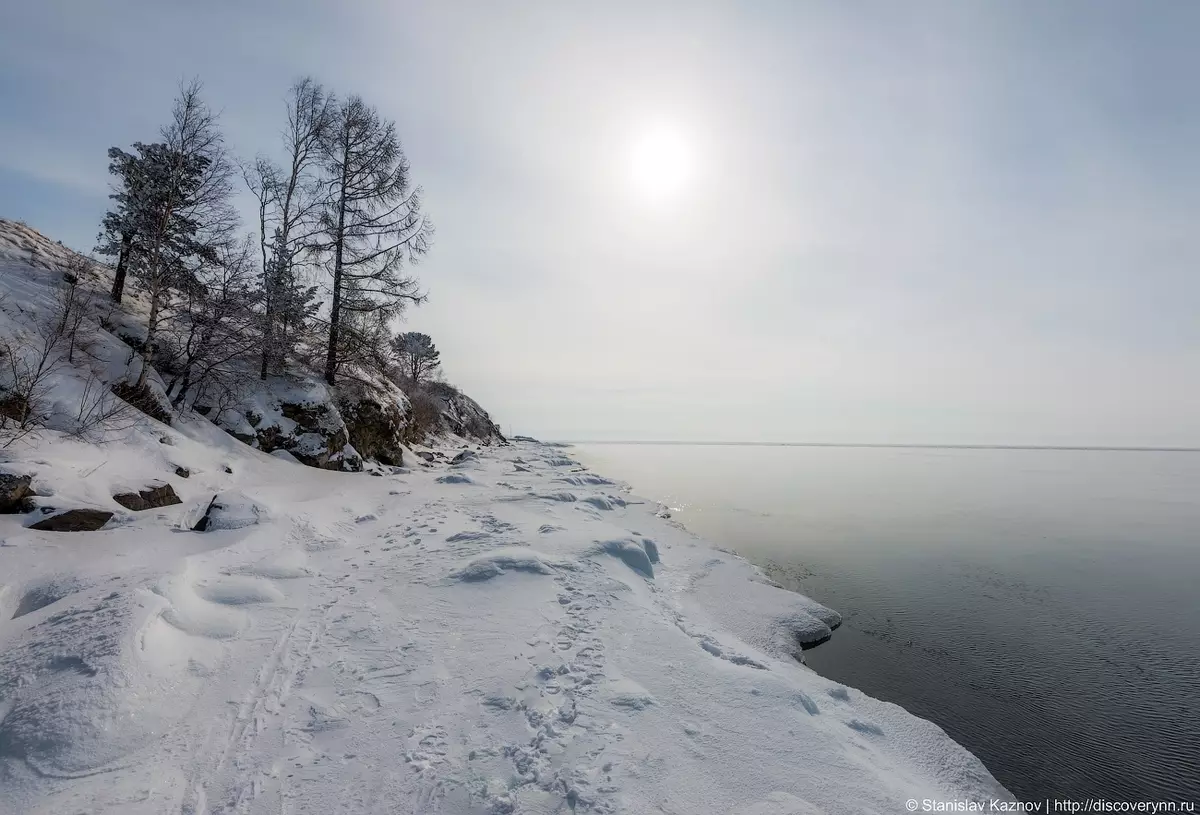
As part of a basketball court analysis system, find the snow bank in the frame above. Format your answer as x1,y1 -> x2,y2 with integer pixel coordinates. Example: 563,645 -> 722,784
448,547 -> 559,581
0,432 -> 1010,814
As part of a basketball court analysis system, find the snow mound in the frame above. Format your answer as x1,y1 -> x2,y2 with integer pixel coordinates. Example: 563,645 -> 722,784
195,575 -> 284,605
232,549 -> 312,579
8,575 -> 91,619
580,494 -> 625,511
592,538 -> 656,578
449,547 -> 558,581
0,587 -> 221,777
554,474 -> 616,486
192,491 -> 267,531
437,473 -> 475,485
270,449 -> 302,464
536,490 -> 577,502
689,559 -> 843,655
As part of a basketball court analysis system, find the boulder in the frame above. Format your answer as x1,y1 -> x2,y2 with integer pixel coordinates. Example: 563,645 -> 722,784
451,449 -> 478,465
29,508 -> 114,532
415,451 -> 436,463
337,395 -> 406,466
192,492 -> 265,532
111,380 -> 172,425
0,472 -> 34,514
112,482 -> 182,512
174,466 -> 190,478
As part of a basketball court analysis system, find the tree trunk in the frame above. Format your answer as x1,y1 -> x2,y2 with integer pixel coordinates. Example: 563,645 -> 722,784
324,159 -> 349,387
171,367 -> 192,407
111,233 -> 132,303
324,230 -> 343,386
134,286 -> 161,390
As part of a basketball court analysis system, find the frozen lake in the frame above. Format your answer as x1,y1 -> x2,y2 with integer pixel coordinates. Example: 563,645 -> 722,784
570,442 -> 1200,803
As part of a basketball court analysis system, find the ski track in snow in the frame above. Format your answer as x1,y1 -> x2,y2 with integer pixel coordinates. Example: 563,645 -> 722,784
0,440 -> 1011,814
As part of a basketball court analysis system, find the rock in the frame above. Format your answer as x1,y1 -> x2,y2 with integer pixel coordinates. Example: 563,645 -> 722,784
328,443 -> 363,472
159,435 -> 175,446
174,466 -> 190,478
451,449 -> 478,465
29,508 -> 114,532
337,395 -> 406,466
112,482 -> 182,511
112,380 -> 173,425
0,472 -> 34,514
416,451 -> 436,463
223,465 -> 233,474
193,492 -> 265,532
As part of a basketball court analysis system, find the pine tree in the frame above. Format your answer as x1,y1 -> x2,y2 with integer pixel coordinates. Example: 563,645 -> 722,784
97,146 -> 153,303
125,80 -> 236,390
392,331 -> 441,384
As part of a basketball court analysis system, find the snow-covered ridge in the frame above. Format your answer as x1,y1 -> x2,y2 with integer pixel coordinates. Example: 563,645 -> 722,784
0,217 -> 503,474
0,422 -> 1011,813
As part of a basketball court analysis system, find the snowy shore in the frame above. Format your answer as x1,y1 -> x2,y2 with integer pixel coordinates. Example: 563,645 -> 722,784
0,428 -> 1010,813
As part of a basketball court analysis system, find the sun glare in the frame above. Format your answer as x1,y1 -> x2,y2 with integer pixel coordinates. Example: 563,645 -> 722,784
628,124 -> 694,202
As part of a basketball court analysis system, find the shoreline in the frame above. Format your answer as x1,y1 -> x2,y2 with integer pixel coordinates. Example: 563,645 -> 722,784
554,440 -> 1012,796
0,431 -> 1013,812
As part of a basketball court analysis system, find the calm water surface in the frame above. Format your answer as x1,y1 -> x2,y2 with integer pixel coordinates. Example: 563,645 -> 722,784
569,443 -> 1200,803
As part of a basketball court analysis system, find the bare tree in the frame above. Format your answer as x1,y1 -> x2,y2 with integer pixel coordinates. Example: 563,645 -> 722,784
316,95 -> 432,385
1,268 -> 98,447
68,374 -> 139,442
244,78 -> 331,378
161,237 -> 261,409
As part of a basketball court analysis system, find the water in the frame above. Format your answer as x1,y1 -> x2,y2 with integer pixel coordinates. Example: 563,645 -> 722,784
569,443 -> 1200,803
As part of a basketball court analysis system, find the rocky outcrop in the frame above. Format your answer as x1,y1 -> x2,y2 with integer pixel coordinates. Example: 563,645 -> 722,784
0,472 -> 34,514
337,394 -> 406,467
402,381 -> 505,446
29,508 -> 114,532
112,483 -> 182,511
210,378 -> 363,472
112,381 -> 173,425
210,374 -> 501,471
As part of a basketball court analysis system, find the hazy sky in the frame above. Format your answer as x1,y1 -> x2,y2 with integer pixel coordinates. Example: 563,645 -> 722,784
2,1 -> 1198,445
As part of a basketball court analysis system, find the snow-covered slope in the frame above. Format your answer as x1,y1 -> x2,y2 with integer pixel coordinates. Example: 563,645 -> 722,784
0,428 -> 1010,814
0,218 -> 501,468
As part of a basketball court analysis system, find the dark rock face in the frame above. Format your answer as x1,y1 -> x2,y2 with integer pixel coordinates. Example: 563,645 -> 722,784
0,393 -> 30,424
112,381 -> 172,425
29,508 -> 114,532
338,396 -> 406,467
400,382 -> 506,446
0,472 -> 34,514
251,400 -> 359,471
113,483 -> 182,511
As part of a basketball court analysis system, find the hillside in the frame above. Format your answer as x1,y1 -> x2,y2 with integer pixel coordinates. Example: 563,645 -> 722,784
0,218 -> 504,472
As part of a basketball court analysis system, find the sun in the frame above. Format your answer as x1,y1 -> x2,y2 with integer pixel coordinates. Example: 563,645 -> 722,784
628,123 -> 694,202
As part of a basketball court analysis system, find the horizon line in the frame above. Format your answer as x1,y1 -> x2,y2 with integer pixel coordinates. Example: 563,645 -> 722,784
549,440 -> 1200,453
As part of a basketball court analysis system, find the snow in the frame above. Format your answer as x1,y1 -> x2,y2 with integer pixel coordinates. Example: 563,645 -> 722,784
0,429 -> 1013,814
0,220 -> 1009,812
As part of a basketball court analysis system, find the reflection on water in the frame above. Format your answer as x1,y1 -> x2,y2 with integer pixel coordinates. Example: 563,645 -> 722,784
570,443 -> 1200,802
